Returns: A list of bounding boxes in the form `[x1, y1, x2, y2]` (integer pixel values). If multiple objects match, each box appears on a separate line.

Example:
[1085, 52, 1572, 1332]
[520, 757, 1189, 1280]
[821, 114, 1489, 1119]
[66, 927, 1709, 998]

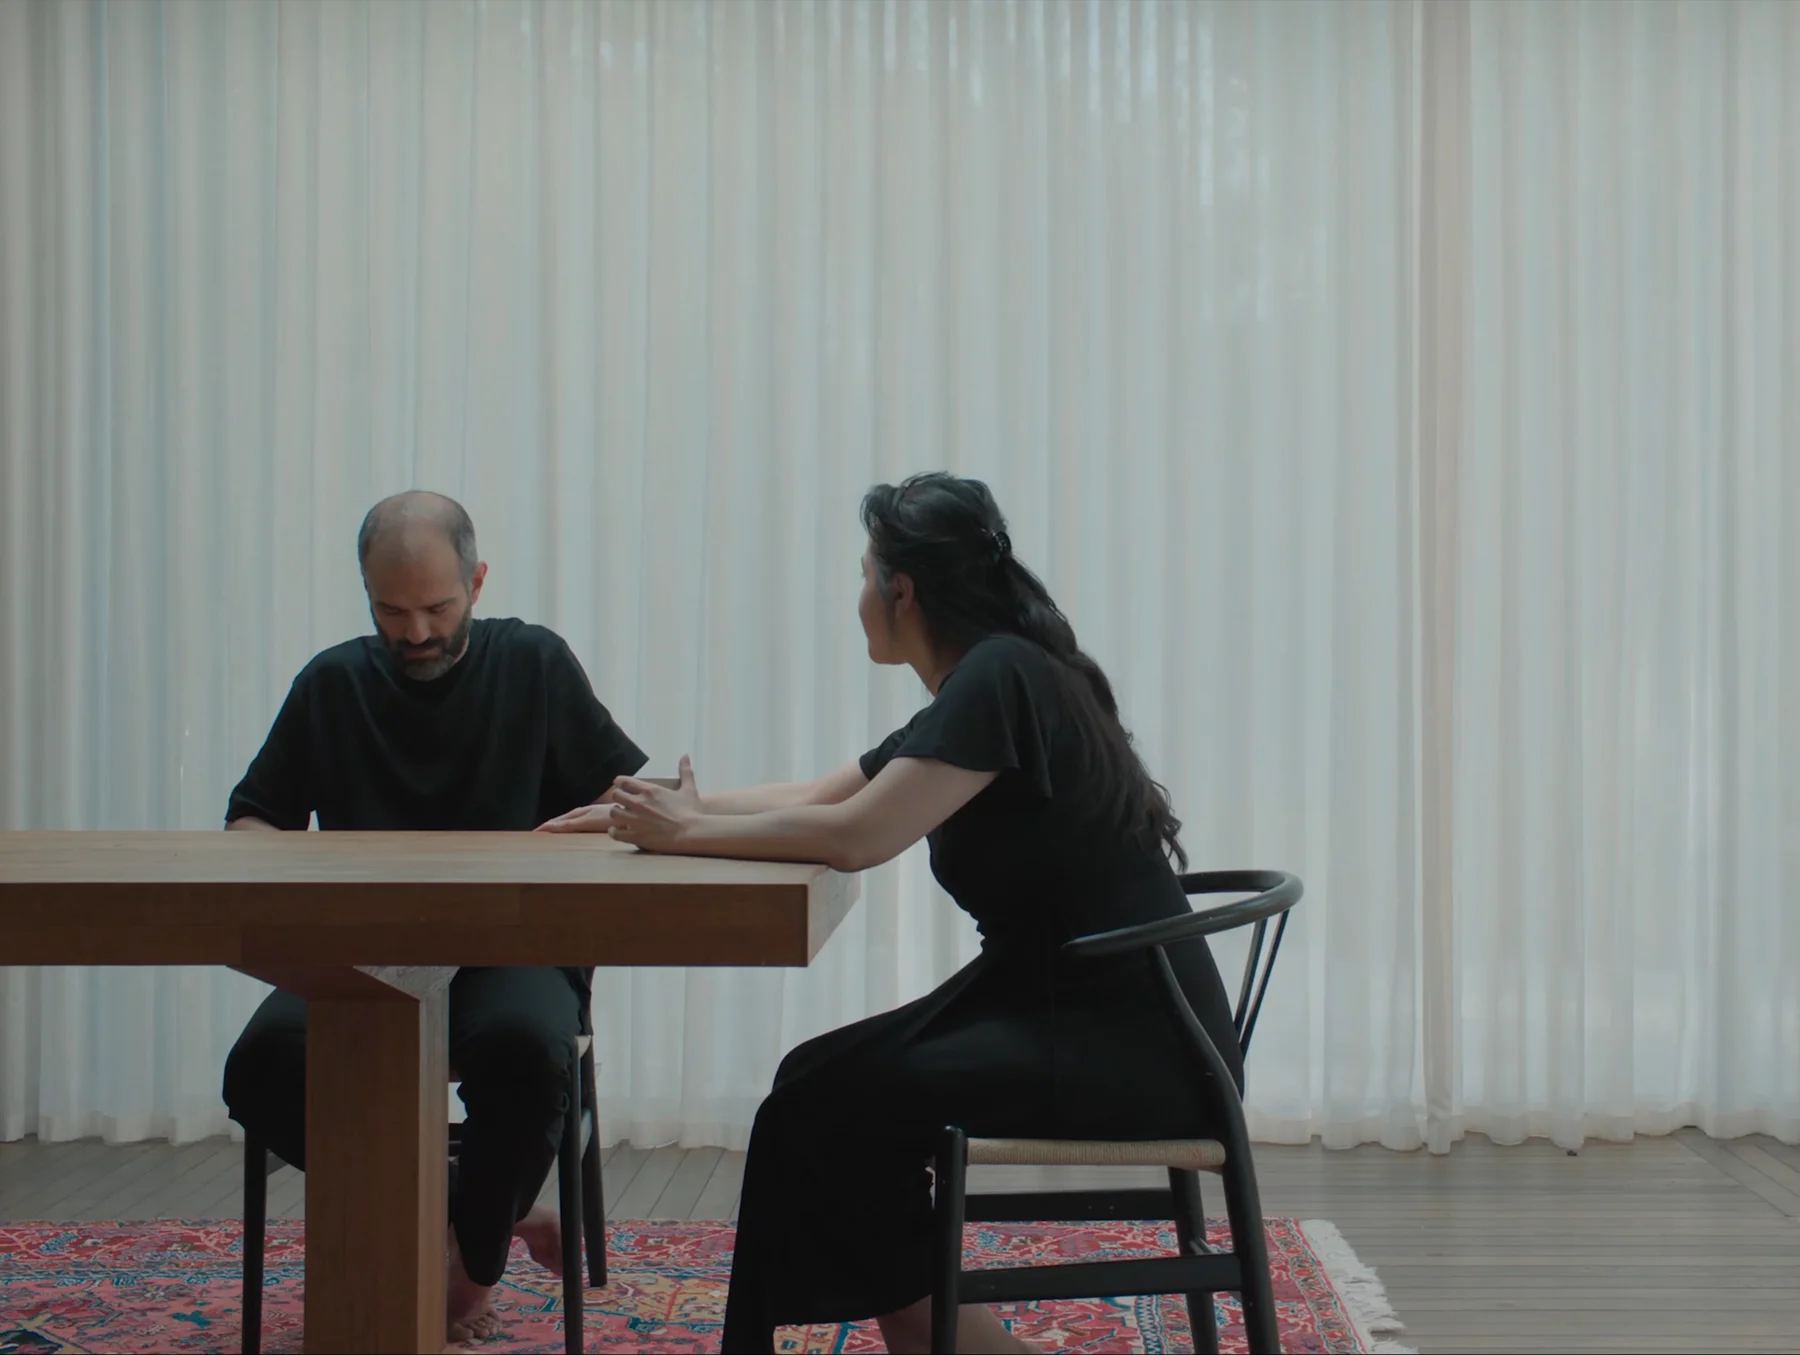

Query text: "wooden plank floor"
[3, 1131, 1798, 1353]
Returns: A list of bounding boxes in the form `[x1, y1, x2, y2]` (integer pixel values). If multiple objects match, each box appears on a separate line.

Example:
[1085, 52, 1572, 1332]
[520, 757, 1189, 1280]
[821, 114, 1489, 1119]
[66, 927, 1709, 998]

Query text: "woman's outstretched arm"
[596, 756, 995, 872]
[696, 761, 868, 815]
[552, 759, 867, 826]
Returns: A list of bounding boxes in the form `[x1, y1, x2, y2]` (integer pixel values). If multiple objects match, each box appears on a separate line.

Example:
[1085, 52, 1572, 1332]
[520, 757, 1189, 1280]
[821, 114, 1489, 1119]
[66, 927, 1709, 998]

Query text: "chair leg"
[1170, 1169, 1221, 1355]
[579, 1044, 607, 1288]
[558, 1047, 586, 1355]
[1219, 1145, 1281, 1354]
[241, 1136, 267, 1355]
[931, 1127, 969, 1355]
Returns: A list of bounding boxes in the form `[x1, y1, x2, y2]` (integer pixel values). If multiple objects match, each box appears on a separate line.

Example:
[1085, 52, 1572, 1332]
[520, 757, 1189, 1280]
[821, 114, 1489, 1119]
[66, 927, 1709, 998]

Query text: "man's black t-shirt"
[225, 617, 647, 994]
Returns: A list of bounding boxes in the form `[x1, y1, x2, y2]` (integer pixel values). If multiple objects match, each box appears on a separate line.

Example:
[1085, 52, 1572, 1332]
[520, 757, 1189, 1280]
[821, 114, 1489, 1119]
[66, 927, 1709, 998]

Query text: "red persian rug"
[0, 1217, 1412, 1353]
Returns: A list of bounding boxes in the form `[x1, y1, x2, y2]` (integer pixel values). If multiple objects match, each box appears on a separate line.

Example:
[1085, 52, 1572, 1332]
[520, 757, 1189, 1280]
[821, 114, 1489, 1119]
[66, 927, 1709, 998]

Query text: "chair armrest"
[1061, 870, 1302, 960]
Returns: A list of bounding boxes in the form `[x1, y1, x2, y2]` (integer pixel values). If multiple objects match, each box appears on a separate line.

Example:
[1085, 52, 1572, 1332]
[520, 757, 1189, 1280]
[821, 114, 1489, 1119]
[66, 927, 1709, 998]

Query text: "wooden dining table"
[0, 830, 859, 1354]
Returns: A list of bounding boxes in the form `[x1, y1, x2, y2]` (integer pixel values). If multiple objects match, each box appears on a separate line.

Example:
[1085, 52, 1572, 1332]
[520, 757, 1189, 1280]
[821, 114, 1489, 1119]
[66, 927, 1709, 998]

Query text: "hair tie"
[982, 527, 1012, 566]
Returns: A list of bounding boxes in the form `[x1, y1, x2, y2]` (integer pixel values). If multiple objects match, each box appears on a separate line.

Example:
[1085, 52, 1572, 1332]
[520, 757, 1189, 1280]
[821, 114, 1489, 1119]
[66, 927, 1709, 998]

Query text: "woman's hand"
[539, 755, 705, 848]
[537, 758, 702, 835]
[605, 755, 703, 852]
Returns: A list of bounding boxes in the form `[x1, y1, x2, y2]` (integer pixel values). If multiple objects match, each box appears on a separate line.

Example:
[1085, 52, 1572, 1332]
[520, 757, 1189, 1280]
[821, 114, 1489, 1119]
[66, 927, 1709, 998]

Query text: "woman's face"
[857, 548, 902, 664]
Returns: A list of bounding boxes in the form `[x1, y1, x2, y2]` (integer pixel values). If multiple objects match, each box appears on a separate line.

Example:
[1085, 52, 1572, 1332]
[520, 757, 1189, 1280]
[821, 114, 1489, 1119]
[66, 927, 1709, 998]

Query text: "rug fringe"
[1296, 1219, 1418, 1355]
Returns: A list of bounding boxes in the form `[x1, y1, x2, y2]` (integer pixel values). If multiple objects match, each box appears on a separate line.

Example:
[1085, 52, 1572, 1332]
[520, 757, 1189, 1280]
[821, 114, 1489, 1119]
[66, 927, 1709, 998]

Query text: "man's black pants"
[222, 965, 584, 1286]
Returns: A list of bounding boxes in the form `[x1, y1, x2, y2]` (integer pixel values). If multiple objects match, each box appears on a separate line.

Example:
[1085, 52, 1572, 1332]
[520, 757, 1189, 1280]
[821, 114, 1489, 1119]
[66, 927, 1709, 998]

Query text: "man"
[221, 490, 646, 1341]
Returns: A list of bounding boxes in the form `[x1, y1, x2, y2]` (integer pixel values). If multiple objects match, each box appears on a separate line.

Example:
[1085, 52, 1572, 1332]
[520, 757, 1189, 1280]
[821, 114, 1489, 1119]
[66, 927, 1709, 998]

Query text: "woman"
[541, 473, 1243, 1355]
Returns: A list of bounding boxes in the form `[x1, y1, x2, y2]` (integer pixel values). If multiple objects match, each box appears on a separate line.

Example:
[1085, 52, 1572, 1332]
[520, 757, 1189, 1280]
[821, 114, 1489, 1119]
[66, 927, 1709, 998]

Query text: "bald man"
[221, 491, 646, 1341]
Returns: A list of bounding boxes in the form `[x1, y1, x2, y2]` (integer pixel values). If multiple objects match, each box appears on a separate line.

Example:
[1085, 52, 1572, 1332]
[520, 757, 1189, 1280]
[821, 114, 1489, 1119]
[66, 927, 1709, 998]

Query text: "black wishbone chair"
[930, 869, 1302, 1354]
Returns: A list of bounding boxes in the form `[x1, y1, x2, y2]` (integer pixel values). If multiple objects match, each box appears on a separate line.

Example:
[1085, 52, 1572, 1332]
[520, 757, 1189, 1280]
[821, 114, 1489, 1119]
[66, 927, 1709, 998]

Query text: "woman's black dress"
[719, 634, 1243, 1352]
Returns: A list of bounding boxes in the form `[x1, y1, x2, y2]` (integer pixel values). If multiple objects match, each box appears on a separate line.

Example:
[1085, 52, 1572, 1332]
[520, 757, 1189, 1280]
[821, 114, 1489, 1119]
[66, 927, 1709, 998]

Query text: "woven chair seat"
[964, 1136, 1227, 1172]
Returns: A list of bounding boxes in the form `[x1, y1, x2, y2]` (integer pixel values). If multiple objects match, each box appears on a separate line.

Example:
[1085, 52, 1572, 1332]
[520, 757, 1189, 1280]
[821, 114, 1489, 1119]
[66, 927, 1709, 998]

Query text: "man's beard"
[380, 605, 473, 681]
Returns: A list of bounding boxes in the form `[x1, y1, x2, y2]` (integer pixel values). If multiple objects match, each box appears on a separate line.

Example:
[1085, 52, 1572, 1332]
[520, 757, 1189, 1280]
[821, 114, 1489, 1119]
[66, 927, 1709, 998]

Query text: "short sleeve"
[859, 636, 1056, 797]
[858, 715, 922, 783]
[225, 671, 316, 830]
[541, 635, 648, 814]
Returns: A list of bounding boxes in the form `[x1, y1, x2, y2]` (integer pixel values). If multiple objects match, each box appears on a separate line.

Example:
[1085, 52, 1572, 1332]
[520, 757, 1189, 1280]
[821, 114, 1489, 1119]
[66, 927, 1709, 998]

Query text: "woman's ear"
[887, 571, 916, 611]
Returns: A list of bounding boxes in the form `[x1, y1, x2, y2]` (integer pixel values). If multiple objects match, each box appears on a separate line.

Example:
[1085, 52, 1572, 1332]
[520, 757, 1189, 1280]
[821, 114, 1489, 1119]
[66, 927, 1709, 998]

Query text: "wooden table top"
[0, 831, 858, 969]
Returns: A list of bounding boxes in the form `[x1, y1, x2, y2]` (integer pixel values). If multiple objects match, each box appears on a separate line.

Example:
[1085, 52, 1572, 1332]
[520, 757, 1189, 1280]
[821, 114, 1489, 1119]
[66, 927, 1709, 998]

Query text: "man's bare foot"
[446, 1233, 501, 1344]
[512, 1205, 564, 1277]
[443, 1211, 564, 1344]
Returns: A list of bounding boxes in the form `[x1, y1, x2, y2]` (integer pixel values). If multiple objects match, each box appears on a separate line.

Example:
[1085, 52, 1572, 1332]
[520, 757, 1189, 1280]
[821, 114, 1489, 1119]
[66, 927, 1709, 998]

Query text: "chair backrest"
[1177, 873, 1294, 1059]
[1061, 869, 1301, 1065]
[1056, 869, 1300, 1155]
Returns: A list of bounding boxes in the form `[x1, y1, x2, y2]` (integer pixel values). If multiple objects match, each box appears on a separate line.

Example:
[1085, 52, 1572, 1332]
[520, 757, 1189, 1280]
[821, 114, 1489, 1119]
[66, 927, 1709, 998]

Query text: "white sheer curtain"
[0, 0, 1793, 1155]
[1437, 0, 1800, 1147]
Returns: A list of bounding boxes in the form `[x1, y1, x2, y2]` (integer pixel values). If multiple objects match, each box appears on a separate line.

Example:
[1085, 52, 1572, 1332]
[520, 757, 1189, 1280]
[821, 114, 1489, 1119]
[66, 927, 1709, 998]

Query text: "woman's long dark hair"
[861, 472, 1187, 868]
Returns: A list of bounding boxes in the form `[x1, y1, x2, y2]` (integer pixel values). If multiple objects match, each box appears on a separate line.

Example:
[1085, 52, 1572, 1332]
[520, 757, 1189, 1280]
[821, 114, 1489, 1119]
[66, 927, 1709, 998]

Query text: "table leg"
[302, 982, 449, 1354]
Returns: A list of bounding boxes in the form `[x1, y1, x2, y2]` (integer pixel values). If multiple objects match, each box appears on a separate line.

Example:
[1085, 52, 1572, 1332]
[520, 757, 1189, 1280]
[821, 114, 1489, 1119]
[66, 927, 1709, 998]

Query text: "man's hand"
[535, 802, 617, 833]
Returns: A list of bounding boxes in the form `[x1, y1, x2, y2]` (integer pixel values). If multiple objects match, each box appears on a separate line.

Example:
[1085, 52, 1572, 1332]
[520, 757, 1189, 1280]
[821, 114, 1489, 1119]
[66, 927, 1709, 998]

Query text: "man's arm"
[224, 673, 316, 830]
[542, 637, 649, 812]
